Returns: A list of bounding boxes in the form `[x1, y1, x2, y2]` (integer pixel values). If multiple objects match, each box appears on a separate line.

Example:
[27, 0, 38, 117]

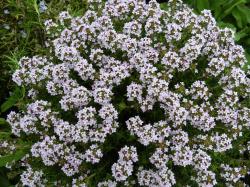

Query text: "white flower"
[7, 0, 250, 185]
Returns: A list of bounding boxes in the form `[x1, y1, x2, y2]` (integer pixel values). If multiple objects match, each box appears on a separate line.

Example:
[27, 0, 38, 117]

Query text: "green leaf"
[1, 86, 25, 113]
[217, 22, 237, 33]
[0, 118, 7, 125]
[232, 7, 244, 28]
[0, 118, 9, 130]
[235, 27, 250, 41]
[209, 0, 226, 9]
[0, 132, 12, 139]
[244, 52, 250, 70]
[196, 0, 209, 12]
[234, 4, 250, 26]
[0, 141, 31, 167]
[117, 101, 127, 112]
[160, 2, 168, 10]
[219, 0, 246, 20]
[209, 0, 227, 18]
[0, 149, 26, 167]
[32, 0, 41, 24]
[0, 169, 11, 187]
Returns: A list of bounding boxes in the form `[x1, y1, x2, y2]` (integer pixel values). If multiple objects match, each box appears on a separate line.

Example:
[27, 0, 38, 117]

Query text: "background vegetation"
[0, 0, 250, 186]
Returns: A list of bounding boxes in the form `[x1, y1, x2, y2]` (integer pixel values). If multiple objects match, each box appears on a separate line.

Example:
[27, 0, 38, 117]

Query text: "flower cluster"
[112, 146, 138, 181]
[20, 167, 46, 187]
[6, 0, 250, 186]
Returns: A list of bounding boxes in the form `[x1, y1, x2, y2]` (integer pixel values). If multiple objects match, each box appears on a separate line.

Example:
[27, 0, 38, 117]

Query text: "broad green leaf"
[196, 0, 209, 11]
[160, 2, 168, 10]
[209, 0, 227, 18]
[242, 52, 250, 70]
[0, 132, 12, 139]
[235, 4, 250, 25]
[232, 7, 243, 28]
[246, 38, 250, 45]
[209, 0, 227, 9]
[0, 172, 11, 187]
[0, 86, 25, 113]
[219, 0, 246, 20]
[245, 52, 250, 67]
[0, 141, 31, 167]
[117, 101, 127, 112]
[0, 118, 7, 125]
[217, 22, 237, 33]
[235, 27, 250, 41]
[0, 149, 27, 167]
[0, 118, 9, 130]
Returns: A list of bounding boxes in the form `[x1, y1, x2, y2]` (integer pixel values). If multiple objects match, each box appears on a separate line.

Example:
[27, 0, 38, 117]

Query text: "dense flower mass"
[6, 0, 250, 186]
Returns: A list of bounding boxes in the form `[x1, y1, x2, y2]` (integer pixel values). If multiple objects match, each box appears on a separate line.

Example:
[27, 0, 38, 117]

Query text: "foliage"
[0, 0, 250, 186]
[0, 0, 87, 185]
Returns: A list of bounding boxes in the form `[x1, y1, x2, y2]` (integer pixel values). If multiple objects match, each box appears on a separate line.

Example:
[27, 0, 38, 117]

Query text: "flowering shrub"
[6, 0, 250, 186]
